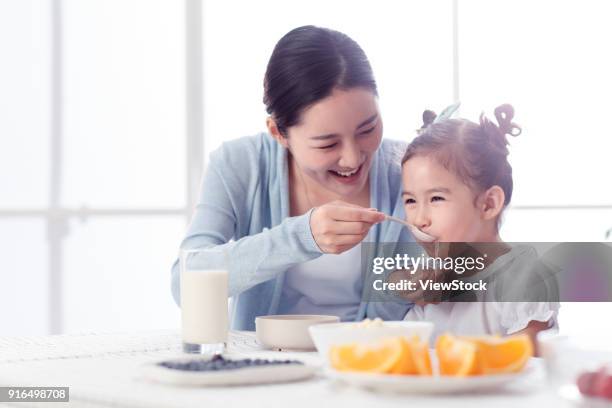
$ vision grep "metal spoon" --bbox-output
[384,215,436,242]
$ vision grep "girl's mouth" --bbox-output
[328,164,363,184]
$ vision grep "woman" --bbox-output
[171,25,413,330]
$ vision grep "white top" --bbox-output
[404,245,560,342]
[279,243,363,321]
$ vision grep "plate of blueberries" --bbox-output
[140,354,319,386]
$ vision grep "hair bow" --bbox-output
[433,101,461,123]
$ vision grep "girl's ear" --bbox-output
[480,185,505,221]
[266,117,289,148]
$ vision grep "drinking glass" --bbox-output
[179,247,229,354]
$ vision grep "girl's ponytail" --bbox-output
[421,110,437,130]
[479,104,522,159]
[494,104,521,137]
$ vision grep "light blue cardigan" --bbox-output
[171,132,414,330]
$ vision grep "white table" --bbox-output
[0,330,570,408]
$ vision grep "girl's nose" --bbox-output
[414,206,431,230]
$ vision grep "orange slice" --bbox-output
[389,338,415,374]
[388,336,432,375]
[464,334,533,374]
[408,336,433,376]
[436,334,480,376]
[329,337,405,373]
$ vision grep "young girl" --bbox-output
[400,104,559,348]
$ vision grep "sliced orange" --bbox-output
[408,336,433,376]
[389,338,415,374]
[330,333,532,377]
[388,336,433,375]
[329,337,405,373]
[464,334,533,374]
[436,334,480,376]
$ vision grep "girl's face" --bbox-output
[401,155,492,243]
[280,87,382,198]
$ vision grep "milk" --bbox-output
[180,268,229,345]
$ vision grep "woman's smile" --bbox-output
[328,162,365,184]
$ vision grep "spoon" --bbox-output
[384,215,436,242]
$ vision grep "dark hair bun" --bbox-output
[494,104,522,137]
[421,110,437,129]
[479,103,521,154]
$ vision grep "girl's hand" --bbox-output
[514,320,550,357]
[389,267,446,306]
[309,201,385,254]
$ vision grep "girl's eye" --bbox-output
[431,196,445,202]
[404,198,416,204]
[317,143,337,149]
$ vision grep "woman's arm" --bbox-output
[170,146,322,305]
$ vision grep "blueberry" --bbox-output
[158,356,305,372]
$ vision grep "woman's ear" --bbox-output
[266,117,289,148]
[480,185,505,221]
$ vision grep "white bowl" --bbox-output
[255,314,340,351]
[308,320,434,360]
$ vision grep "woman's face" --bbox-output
[401,155,486,243]
[283,87,383,198]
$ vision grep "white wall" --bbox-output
[1,0,611,336]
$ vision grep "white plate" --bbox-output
[139,356,320,386]
[325,362,535,394]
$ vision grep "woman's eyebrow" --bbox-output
[356,113,378,129]
[311,133,338,140]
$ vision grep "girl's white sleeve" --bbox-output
[499,302,560,334]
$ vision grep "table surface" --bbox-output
[0,330,573,408]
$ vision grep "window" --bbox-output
[0,0,186,335]
[2,0,609,336]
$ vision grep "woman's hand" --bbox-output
[309,201,385,254]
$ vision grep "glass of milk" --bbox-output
[179,248,229,354]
